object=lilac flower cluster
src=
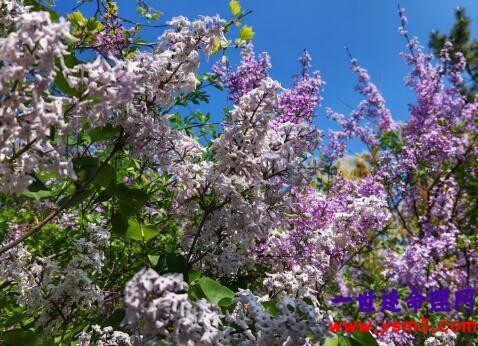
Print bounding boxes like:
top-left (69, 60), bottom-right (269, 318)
top-left (95, 19), bottom-right (128, 58)
top-left (328, 6), bottom-right (478, 309)
top-left (123, 269), bottom-right (226, 345)
top-left (274, 50), bottom-right (325, 125)
top-left (213, 43), bottom-right (271, 103)
top-left (0, 223), bottom-right (110, 332)
top-left (121, 269), bottom-right (329, 345)
top-left (262, 176), bottom-right (389, 296)
top-left (326, 55), bottom-right (396, 154)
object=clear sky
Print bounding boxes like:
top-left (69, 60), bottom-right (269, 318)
top-left (55, 0), bottom-right (478, 153)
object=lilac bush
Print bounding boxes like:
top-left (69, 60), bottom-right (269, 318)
top-left (0, 1), bottom-right (476, 345)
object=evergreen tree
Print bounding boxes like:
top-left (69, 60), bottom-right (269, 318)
top-left (430, 7), bottom-right (478, 99)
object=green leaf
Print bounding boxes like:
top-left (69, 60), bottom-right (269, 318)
top-left (63, 54), bottom-right (84, 69)
top-left (24, 0), bottom-right (59, 21)
top-left (352, 331), bottom-right (379, 346)
top-left (170, 113), bottom-right (183, 127)
top-left (58, 188), bottom-right (92, 208)
top-left (197, 277), bottom-right (234, 306)
top-left (165, 253), bottom-right (187, 273)
top-left (126, 219), bottom-right (160, 242)
top-left (1, 330), bottom-right (38, 346)
top-left (111, 212), bottom-right (128, 236)
top-left (338, 336), bottom-right (352, 346)
top-left (218, 297), bottom-right (233, 307)
top-left (22, 179), bottom-right (53, 200)
top-left (54, 70), bottom-right (79, 97)
top-left (86, 17), bottom-right (102, 31)
top-left (187, 269), bottom-right (202, 283)
top-left (96, 185), bottom-right (114, 203)
top-left (187, 270), bottom-right (202, 283)
top-left (261, 300), bottom-right (280, 317)
top-left (22, 189), bottom-right (53, 201)
top-left (67, 11), bottom-right (87, 27)
top-left (211, 37), bottom-right (222, 55)
top-left (112, 184), bottom-right (149, 213)
top-left (148, 255), bottom-right (160, 266)
top-left (73, 157), bottom-right (115, 187)
top-left (323, 337), bottom-right (339, 346)
top-left (96, 163), bottom-right (116, 187)
top-left (239, 25), bottom-right (254, 41)
top-left (106, 2), bottom-right (118, 16)
top-left (88, 125), bottom-right (120, 143)
top-left (349, 339), bottom-right (362, 346)
top-left (101, 309), bottom-right (125, 328)
top-left (229, 0), bottom-right (241, 15)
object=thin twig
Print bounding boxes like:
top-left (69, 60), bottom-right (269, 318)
top-left (0, 131), bottom-right (127, 254)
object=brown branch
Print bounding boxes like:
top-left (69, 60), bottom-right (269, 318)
top-left (186, 209), bottom-right (211, 265)
top-left (8, 138), bottom-right (38, 163)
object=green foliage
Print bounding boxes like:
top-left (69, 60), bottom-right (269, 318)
top-left (1, 330), bottom-right (39, 346)
top-left (323, 333), bottom-right (378, 346)
top-left (323, 337), bottom-right (339, 346)
top-left (68, 11), bottom-right (87, 27)
top-left (261, 300), bottom-right (280, 317)
top-left (22, 178), bottom-right (55, 200)
top-left (24, 0), bottom-right (59, 21)
top-left (68, 10), bottom-right (103, 48)
top-left (379, 130), bottom-right (403, 152)
top-left (105, 2), bottom-right (118, 16)
top-left (73, 156), bottom-right (115, 187)
top-left (53, 69), bottom-right (79, 97)
top-left (430, 7), bottom-right (478, 99)
top-left (88, 125), bottom-right (120, 143)
top-left (211, 37), bottom-right (230, 55)
top-left (239, 25), bottom-right (254, 41)
top-left (351, 331), bottom-right (379, 346)
top-left (338, 335), bottom-right (352, 346)
top-left (229, 0), bottom-right (241, 16)
top-left (194, 277), bottom-right (235, 306)
top-left (135, 0), bottom-right (163, 20)
top-left (125, 218), bottom-right (160, 242)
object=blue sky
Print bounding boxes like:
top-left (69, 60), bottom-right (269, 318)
top-left (55, 0), bottom-right (478, 153)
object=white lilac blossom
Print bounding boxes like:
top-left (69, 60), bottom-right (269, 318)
top-left (228, 289), bottom-right (329, 345)
top-left (424, 330), bottom-right (457, 346)
top-left (0, 223), bottom-right (109, 332)
top-left (123, 268), bottom-right (227, 345)
top-left (65, 56), bottom-right (141, 129)
top-left (79, 325), bottom-right (134, 346)
top-left (0, 6), bottom-right (329, 280)
top-left (152, 77), bottom-right (323, 275)
top-left (0, 0), bottom-right (26, 32)
top-left (0, 9), bottom-right (225, 194)
top-left (0, 9), bottom-right (74, 193)
top-left (137, 16), bottom-right (225, 107)
top-left (123, 269), bottom-right (330, 346)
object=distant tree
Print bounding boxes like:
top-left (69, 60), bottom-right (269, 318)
top-left (430, 7), bottom-right (478, 99)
